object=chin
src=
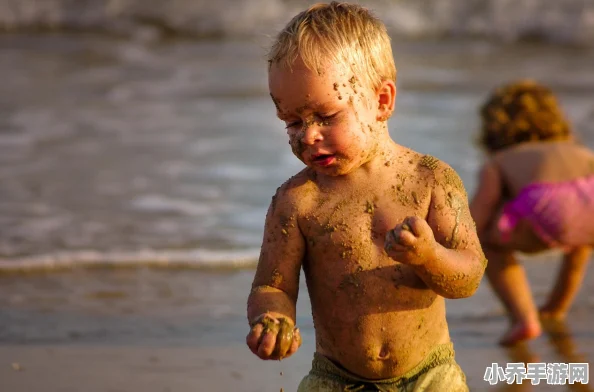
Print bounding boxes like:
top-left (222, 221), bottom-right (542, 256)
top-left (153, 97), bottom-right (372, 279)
top-left (321, 165), bottom-right (356, 177)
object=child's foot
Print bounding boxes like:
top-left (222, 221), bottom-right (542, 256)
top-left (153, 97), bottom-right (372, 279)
top-left (499, 321), bottom-right (542, 346)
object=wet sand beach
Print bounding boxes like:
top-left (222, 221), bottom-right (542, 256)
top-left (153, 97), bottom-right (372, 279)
top-left (0, 254), bottom-right (593, 391)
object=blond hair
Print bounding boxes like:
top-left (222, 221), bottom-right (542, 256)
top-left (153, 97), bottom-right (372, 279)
top-left (267, 2), bottom-right (396, 90)
top-left (479, 80), bottom-right (572, 152)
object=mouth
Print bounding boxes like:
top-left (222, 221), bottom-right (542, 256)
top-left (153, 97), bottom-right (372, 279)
top-left (311, 153), bottom-right (336, 167)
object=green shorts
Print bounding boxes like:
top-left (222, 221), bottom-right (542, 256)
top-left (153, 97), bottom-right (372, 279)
top-left (297, 343), bottom-right (468, 392)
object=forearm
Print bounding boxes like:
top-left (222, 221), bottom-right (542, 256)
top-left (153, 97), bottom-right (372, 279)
top-left (414, 246), bottom-right (486, 299)
top-left (247, 285), bottom-right (297, 324)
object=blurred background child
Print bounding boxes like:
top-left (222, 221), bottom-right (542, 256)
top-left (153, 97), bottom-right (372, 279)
top-left (470, 80), bottom-right (594, 346)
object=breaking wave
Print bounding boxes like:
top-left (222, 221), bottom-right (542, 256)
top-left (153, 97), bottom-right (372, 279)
top-left (0, 248), bottom-right (260, 273)
top-left (1, 0), bottom-right (593, 45)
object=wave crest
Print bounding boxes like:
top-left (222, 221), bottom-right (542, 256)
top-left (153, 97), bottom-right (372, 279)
top-left (0, 248), bottom-right (260, 274)
top-left (0, 0), bottom-right (593, 45)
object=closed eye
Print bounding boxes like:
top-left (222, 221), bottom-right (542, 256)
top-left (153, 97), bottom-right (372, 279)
top-left (285, 120), bottom-right (302, 130)
top-left (283, 112), bottom-right (338, 130)
top-left (320, 112), bottom-right (338, 120)
top-left (317, 112), bottom-right (339, 125)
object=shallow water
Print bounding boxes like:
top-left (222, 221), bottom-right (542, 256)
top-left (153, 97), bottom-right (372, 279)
top-left (1, 34), bottom-right (593, 269)
top-left (0, 257), bottom-right (593, 391)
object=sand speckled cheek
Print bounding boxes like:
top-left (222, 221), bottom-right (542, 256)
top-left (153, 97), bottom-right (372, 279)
top-left (288, 128), bottom-right (306, 158)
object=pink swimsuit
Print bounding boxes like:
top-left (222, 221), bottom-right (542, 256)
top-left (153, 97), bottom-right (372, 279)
top-left (497, 176), bottom-right (594, 248)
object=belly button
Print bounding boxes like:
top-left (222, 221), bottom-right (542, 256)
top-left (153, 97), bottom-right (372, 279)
top-left (378, 345), bottom-right (390, 360)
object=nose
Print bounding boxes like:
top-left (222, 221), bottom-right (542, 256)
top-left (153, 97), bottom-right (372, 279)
top-left (301, 124), bottom-right (323, 145)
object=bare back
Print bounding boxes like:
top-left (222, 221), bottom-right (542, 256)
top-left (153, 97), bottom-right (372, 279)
top-left (493, 141), bottom-right (594, 197)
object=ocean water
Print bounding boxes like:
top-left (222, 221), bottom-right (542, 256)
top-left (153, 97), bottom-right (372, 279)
top-left (1, 0), bottom-right (594, 46)
top-left (1, 34), bottom-right (593, 271)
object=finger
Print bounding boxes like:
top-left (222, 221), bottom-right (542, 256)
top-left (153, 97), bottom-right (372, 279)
top-left (285, 327), bottom-right (302, 357)
top-left (396, 228), bottom-right (416, 247)
top-left (385, 230), bottom-right (409, 258)
top-left (406, 216), bottom-right (431, 239)
top-left (258, 330), bottom-right (278, 359)
top-left (404, 216), bottom-right (421, 236)
top-left (386, 243), bottom-right (408, 257)
top-left (275, 319), bottom-right (294, 359)
top-left (246, 323), bottom-right (263, 354)
top-left (295, 327), bottom-right (302, 349)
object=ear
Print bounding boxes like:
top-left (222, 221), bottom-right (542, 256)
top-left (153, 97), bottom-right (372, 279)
top-left (375, 80), bottom-right (396, 122)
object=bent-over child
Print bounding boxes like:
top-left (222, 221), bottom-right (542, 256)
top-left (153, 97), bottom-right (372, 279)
top-left (470, 80), bottom-right (594, 346)
top-left (246, 2), bottom-right (486, 391)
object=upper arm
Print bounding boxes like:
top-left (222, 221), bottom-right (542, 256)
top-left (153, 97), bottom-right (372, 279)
top-left (469, 161), bottom-right (502, 234)
top-left (426, 162), bottom-right (482, 254)
top-left (251, 184), bottom-right (306, 302)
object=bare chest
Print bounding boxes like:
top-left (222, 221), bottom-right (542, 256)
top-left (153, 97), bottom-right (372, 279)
top-left (299, 184), bottom-right (429, 269)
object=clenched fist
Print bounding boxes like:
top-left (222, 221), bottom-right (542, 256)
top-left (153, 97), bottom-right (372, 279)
top-left (246, 312), bottom-right (302, 360)
top-left (384, 216), bottom-right (438, 266)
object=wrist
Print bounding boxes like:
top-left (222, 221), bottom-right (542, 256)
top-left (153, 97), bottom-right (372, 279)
top-left (411, 241), bottom-right (440, 270)
top-left (249, 312), bottom-right (294, 327)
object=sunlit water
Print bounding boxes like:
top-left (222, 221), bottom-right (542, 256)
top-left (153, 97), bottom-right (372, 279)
top-left (1, 34), bottom-right (593, 270)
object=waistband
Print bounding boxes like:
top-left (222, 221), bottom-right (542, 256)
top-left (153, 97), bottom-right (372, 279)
top-left (310, 342), bottom-right (456, 390)
top-left (518, 174), bottom-right (594, 194)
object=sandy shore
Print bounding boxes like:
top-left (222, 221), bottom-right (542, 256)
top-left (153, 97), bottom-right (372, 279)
top-left (1, 322), bottom-right (591, 392)
top-left (1, 256), bottom-right (593, 392)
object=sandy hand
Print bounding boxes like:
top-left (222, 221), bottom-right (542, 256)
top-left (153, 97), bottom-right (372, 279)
top-left (246, 313), bottom-right (302, 360)
top-left (384, 216), bottom-right (436, 265)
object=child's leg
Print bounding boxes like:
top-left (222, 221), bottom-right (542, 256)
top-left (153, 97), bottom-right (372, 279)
top-left (482, 218), bottom-right (549, 345)
top-left (483, 246), bottom-right (542, 346)
top-left (540, 246), bottom-right (591, 319)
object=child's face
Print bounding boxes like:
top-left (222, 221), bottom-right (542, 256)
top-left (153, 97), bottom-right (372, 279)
top-left (269, 58), bottom-right (390, 176)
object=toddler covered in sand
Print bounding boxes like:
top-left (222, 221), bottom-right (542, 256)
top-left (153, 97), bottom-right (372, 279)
top-left (247, 3), bottom-right (487, 391)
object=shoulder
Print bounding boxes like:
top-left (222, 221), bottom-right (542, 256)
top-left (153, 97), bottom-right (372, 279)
top-left (270, 169), bottom-right (318, 215)
top-left (413, 153), bottom-right (467, 196)
top-left (275, 169), bottom-right (317, 199)
top-left (491, 144), bottom-right (525, 162)
top-left (566, 141), bottom-right (594, 159)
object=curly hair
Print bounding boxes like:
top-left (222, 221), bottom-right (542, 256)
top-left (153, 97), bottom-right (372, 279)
top-left (479, 80), bottom-right (572, 152)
